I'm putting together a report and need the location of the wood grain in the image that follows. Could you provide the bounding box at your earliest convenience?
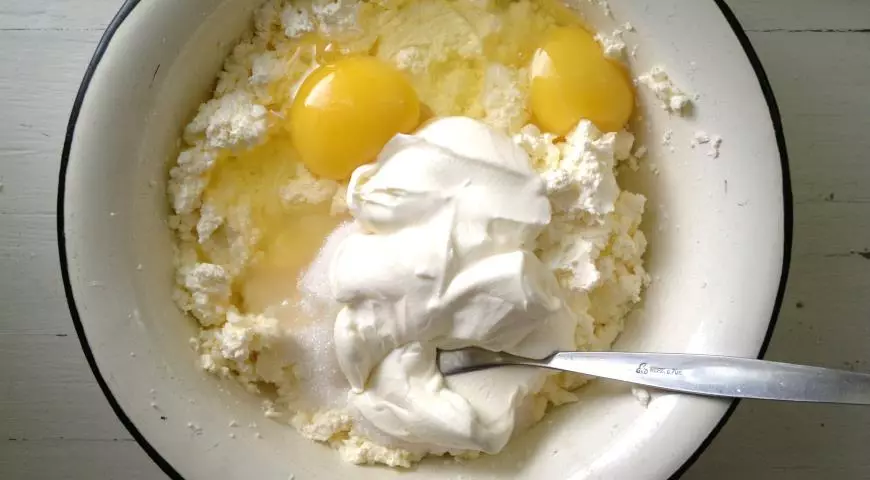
[0,0,868,479]
[728,0,870,32]
[0,0,163,477]
[0,0,120,30]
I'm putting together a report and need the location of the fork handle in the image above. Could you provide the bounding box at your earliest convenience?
[545,352,870,404]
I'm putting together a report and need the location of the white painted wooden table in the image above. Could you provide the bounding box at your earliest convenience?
[2,1,869,478]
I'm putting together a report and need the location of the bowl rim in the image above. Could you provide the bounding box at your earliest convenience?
[56,1,793,478]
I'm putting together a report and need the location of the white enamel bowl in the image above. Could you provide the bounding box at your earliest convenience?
[59,1,791,479]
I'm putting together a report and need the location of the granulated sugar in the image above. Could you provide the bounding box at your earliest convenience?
[287,222,359,410]
[298,221,357,317]
[285,320,347,410]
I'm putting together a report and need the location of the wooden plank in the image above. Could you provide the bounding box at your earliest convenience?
[743,31,870,205]
[0,215,72,335]
[0,0,122,31]
[0,30,103,217]
[0,335,132,440]
[688,401,870,479]
[0,335,163,478]
[0,439,163,480]
[728,0,870,32]
[0,0,153,474]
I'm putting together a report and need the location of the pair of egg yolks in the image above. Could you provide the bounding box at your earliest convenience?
[291,27,633,180]
[290,56,420,180]
[530,26,635,135]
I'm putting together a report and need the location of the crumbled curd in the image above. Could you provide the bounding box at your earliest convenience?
[168,0,650,468]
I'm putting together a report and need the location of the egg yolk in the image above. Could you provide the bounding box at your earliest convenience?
[290,56,421,180]
[530,27,634,135]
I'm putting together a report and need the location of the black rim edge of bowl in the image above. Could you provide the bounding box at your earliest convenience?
[56,0,183,479]
[56,0,793,479]
[668,0,793,478]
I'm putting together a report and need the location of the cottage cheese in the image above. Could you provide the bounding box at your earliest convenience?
[516,124,648,342]
[250,51,287,85]
[185,90,269,150]
[168,145,215,216]
[637,66,693,115]
[594,22,634,59]
[536,120,634,216]
[481,63,529,133]
[279,165,338,205]
[281,5,315,38]
[632,387,652,407]
[180,263,232,326]
[691,130,724,158]
[168,0,652,468]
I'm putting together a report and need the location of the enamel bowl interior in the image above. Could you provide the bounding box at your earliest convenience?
[60,0,788,479]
